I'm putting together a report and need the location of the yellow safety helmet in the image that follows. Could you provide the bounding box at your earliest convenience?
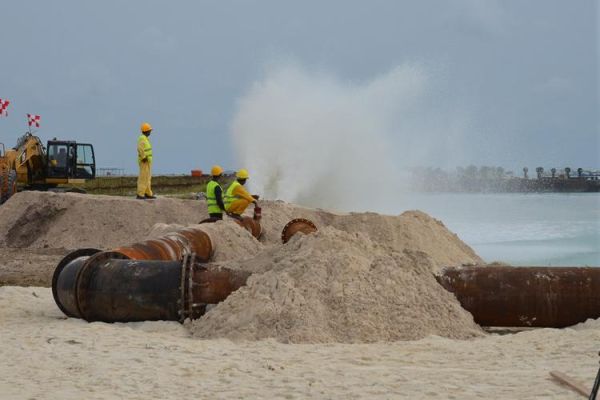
[236,168,249,179]
[140,122,152,133]
[211,165,224,176]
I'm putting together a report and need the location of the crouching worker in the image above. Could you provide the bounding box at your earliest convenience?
[224,169,258,219]
[204,165,226,221]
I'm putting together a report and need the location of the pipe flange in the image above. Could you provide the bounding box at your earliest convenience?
[75,251,129,322]
[178,253,191,322]
[52,248,101,318]
[281,218,318,244]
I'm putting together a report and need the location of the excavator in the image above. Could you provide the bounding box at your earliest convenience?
[0,133,96,204]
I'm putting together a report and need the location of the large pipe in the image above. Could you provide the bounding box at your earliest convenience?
[281,218,318,243]
[436,266,600,328]
[111,227,213,262]
[52,251,250,322]
[54,227,214,286]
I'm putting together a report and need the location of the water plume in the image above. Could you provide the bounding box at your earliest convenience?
[231,63,469,212]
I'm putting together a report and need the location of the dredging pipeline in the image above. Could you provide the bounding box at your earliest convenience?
[52,250,250,322]
[281,218,318,244]
[436,266,600,328]
[111,227,214,262]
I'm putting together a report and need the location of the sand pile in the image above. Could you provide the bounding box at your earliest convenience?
[1,192,486,343]
[0,191,205,249]
[0,193,480,273]
[255,200,482,271]
[191,226,484,343]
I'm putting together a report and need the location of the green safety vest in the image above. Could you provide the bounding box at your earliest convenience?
[206,180,222,214]
[138,134,153,164]
[224,180,242,210]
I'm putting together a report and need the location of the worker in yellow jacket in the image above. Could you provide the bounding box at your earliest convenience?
[137,122,156,199]
[224,169,257,217]
[205,165,226,220]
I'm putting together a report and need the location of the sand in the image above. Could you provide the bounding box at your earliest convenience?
[1,191,598,398]
[0,247,68,286]
[0,191,205,249]
[0,191,481,286]
[1,286,598,399]
[192,226,484,343]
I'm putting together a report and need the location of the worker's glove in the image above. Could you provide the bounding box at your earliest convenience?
[252,194,260,200]
[141,157,148,163]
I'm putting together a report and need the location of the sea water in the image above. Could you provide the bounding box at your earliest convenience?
[392,193,600,266]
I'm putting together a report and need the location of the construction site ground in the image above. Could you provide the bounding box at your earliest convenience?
[0,191,598,399]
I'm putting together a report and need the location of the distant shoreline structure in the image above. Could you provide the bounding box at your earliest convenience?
[413,166,600,193]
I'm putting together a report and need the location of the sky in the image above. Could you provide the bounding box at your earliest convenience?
[0,0,598,175]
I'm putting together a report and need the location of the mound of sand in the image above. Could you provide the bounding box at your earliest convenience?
[1,191,486,343]
[191,226,484,343]
[0,192,481,272]
[0,191,205,249]
[256,201,482,270]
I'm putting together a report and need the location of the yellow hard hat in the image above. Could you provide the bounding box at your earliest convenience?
[236,168,249,179]
[211,165,224,176]
[140,122,152,133]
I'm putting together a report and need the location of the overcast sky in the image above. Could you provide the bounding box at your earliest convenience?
[0,0,597,174]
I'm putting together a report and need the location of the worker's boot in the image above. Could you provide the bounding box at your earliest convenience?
[136,195,146,200]
[145,195,157,199]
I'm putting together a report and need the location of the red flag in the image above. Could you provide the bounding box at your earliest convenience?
[27,113,41,128]
[0,99,9,117]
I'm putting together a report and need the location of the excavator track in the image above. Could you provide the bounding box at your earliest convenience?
[0,167,9,205]
[0,167,17,205]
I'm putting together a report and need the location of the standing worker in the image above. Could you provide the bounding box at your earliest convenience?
[205,165,226,220]
[224,169,258,218]
[137,122,156,199]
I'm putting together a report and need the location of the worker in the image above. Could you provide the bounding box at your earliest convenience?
[56,148,67,168]
[224,168,257,218]
[137,122,156,199]
[205,165,226,220]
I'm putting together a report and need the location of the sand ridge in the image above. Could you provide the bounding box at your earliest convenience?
[1,191,485,343]
[192,226,484,343]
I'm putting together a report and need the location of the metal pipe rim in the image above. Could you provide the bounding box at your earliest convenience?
[52,248,100,318]
[281,218,318,244]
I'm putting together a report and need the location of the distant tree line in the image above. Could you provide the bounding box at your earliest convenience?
[411,166,599,192]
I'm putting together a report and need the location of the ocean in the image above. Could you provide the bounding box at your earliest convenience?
[392,193,600,266]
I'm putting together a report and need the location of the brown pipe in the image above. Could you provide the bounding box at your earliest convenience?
[236,216,262,239]
[52,252,251,322]
[436,266,600,328]
[200,206,263,239]
[281,218,318,243]
[111,227,213,262]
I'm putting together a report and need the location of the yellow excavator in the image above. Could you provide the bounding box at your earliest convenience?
[0,133,96,204]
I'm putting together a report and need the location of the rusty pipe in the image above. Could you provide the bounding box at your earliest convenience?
[55,227,214,285]
[436,266,600,328]
[236,216,262,239]
[281,218,318,243]
[52,251,250,322]
[201,216,262,239]
[111,227,213,262]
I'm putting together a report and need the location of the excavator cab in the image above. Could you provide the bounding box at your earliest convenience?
[46,141,96,182]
